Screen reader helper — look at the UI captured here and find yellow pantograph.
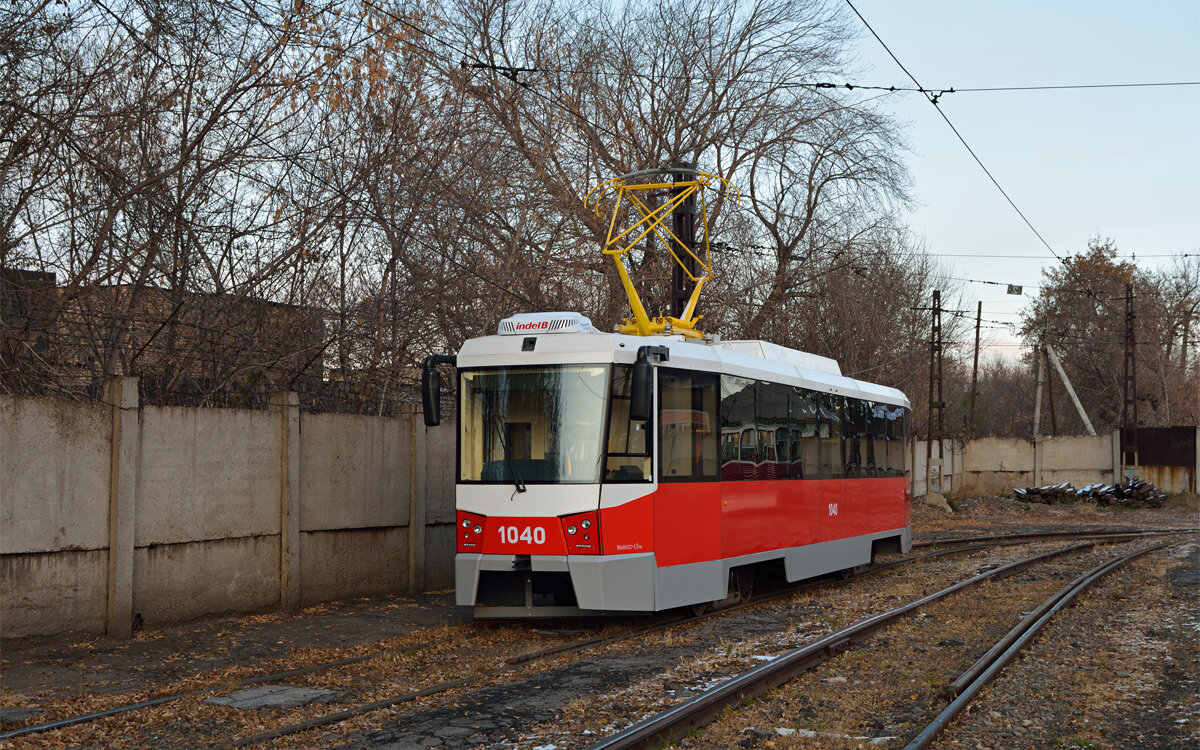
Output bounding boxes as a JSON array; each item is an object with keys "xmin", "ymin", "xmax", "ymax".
[{"xmin": 584, "ymin": 167, "xmax": 738, "ymax": 338}]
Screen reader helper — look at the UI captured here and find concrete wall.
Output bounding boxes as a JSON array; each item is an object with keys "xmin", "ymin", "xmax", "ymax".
[
  {"xmin": 913, "ymin": 431, "xmax": 1196, "ymax": 498},
  {"xmin": 1, "ymin": 383, "xmax": 455, "ymax": 640},
  {"xmin": 959, "ymin": 433, "xmax": 1117, "ymax": 496},
  {"xmin": 4, "ymin": 382, "xmax": 1192, "ymax": 640}
]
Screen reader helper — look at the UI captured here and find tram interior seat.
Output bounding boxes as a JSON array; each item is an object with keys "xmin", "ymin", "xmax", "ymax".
[{"xmin": 608, "ymin": 464, "xmax": 644, "ymax": 481}]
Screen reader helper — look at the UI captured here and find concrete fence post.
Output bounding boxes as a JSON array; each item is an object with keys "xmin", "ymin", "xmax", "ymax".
[
  {"xmin": 1033, "ymin": 437, "xmax": 1042, "ymax": 486},
  {"xmin": 104, "ymin": 376, "xmax": 139, "ymax": 638},
  {"xmin": 1111, "ymin": 429, "xmax": 1122, "ymax": 484},
  {"xmin": 269, "ymin": 392, "xmax": 301, "ymax": 614},
  {"xmin": 408, "ymin": 416, "xmax": 427, "ymax": 593}
]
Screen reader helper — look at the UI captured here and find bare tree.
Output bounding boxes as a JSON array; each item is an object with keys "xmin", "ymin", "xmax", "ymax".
[
  {"xmin": 1020, "ymin": 239, "xmax": 1199, "ymax": 431},
  {"xmin": 2, "ymin": 0, "xmax": 946, "ymax": 416}
]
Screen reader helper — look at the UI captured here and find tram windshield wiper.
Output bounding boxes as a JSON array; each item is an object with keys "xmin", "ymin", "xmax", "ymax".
[{"xmin": 489, "ymin": 414, "xmax": 526, "ymax": 493}]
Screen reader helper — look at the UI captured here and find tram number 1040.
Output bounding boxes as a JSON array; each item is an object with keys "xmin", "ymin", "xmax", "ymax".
[{"xmin": 497, "ymin": 525, "xmax": 546, "ymax": 545}]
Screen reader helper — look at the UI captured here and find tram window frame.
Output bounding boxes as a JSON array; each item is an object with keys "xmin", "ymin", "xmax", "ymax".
[
  {"xmin": 604, "ymin": 364, "xmax": 652, "ymax": 483},
  {"xmin": 818, "ymin": 393, "xmax": 845, "ymax": 479},
  {"xmin": 720, "ymin": 376, "xmax": 757, "ymax": 481},
  {"xmin": 790, "ymin": 386, "xmax": 820, "ymax": 480},
  {"xmin": 755, "ymin": 381, "xmax": 788, "ymax": 481},
  {"xmin": 843, "ymin": 397, "xmax": 867, "ymax": 477},
  {"xmin": 658, "ymin": 368, "xmax": 719, "ymax": 482},
  {"xmin": 883, "ymin": 405, "xmax": 909, "ymax": 477}
]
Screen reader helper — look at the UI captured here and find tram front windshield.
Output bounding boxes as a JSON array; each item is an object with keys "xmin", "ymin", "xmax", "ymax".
[{"xmin": 460, "ymin": 365, "xmax": 608, "ymax": 484}]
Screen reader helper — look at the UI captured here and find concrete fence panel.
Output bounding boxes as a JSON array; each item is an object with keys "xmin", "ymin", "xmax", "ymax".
[
  {"xmin": 130, "ymin": 405, "xmax": 283, "ymax": 627},
  {"xmin": 1, "ymin": 396, "xmax": 112, "ymax": 638},
  {"xmin": 133, "ymin": 536, "xmax": 281, "ymax": 626},
  {"xmin": 137, "ymin": 405, "xmax": 282, "ymax": 545},
  {"xmin": 422, "ymin": 421, "xmax": 458, "ymax": 590},
  {"xmin": 1, "ymin": 396, "xmax": 111, "ymax": 553},
  {"xmin": 297, "ymin": 411, "xmax": 416, "ymax": 604},
  {"xmin": 299, "ymin": 412, "xmax": 412, "ymax": 530},
  {"xmin": 1040, "ymin": 434, "xmax": 1114, "ymax": 487},
  {"xmin": 962, "ymin": 438, "xmax": 1035, "ymax": 495}
]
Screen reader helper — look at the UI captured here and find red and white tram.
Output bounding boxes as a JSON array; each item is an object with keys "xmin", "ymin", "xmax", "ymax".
[{"xmin": 422, "ymin": 311, "xmax": 910, "ymax": 618}]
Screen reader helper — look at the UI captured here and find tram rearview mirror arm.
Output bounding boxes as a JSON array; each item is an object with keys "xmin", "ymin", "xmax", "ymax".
[
  {"xmin": 630, "ymin": 345, "xmax": 669, "ymax": 421},
  {"xmin": 421, "ymin": 354, "xmax": 457, "ymax": 427}
]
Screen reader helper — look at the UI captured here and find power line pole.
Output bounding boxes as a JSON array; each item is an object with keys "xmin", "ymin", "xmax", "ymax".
[
  {"xmin": 926, "ymin": 290, "xmax": 944, "ymax": 494},
  {"xmin": 1046, "ymin": 343, "xmax": 1057, "ymax": 437},
  {"xmin": 1033, "ymin": 340, "xmax": 1045, "ymax": 438},
  {"xmin": 1121, "ymin": 282, "xmax": 1138, "ymax": 477},
  {"xmin": 967, "ymin": 301, "xmax": 981, "ymax": 438},
  {"xmin": 1032, "ymin": 337, "xmax": 1046, "ymax": 485}
]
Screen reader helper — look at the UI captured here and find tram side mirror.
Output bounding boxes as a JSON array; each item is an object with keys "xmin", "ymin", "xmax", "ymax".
[
  {"xmin": 630, "ymin": 358, "xmax": 653, "ymax": 422},
  {"xmin": 421, "ymin": 367, "xmax": 442, "ymax": 427}
]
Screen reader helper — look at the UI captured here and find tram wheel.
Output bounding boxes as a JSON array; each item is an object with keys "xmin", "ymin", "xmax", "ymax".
[
  {"xmin": 689, "ymin": 601, "xmax": 708, "ymax": 618},
  {"xmin": 734, "ymin": 568, "xmax": 754, "ymax": 603}
]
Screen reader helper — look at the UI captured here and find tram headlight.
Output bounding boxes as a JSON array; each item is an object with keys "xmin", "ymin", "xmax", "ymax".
[
  {"xmin": 473, "ymin": 525, "xmax": 483, "ymax": 535},
  {"xmin": 567, "ymin": 525, "xmax": 577, "ymax": 535},
  {"xmin": 462, "ymin": 519, "xmax": 471, "ymax": 529},
  {"xmin": 580, "ymin": 519, "xmax": 591, "ymax": 530}
]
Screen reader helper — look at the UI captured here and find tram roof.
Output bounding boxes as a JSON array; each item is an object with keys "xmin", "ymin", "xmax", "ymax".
[{"xmin": 457, "ymin": 330, "xmax": 910, "ymax": 408}]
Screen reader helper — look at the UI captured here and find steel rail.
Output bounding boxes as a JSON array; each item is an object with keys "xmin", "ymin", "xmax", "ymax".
[
  {"xmin": 913, "ymin": 526, "xmax": 1196, "ymax": 549},
  {"xmin": 904, "ymin": 541, "xmax": 1175, "ymax": 749},
  {"xmin": 584, "ymin": 542, "xmax": 1099, "ymax": 750}
]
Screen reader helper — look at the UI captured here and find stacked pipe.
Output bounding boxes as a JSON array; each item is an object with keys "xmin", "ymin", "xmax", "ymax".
[{"xmin": 1013, "ymin": 479, "xmax": 1167, "ymax": 508}]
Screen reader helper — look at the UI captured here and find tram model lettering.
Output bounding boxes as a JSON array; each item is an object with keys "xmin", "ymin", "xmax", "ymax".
[{"xmin": 497, "ymin": 525, "xmax": 547, "ymax": 545}]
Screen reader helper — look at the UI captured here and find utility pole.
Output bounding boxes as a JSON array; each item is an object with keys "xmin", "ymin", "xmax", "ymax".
[
  {"xmin": 1033, "ymin": 341, "xmax": 1045, "ymax": 438},
  {"xmin": 1046, "ymin": 345, "xmax": 1057, "ymax": 437},
  {"xmin": 1032, "ymin": 338, "xmax": 1046, "ymax": 485},
  {"xmin": 670, "ymin": 162, "xmax": 697, "ymax": 320},
  {"xmin": 1121, "ymin": 282, "xmax": 1138, "ymax": 477},
  {"xmin": 926, "ymin": 290, "xmax": 944, "ymax": 494},
  {"xmin": 967, "ymin": 301, "xmax": 981, "ymax": 438}
]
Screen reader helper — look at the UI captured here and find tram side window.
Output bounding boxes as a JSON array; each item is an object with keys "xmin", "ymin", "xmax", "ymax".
[
  {"xmin": 658, "ymin": 369, "xmax": 719, "ymax": 482},
  {"xmin": 758, "ymin": 382, "xmax": 789, "ymax": 481},
  {"xmin": 791, "ymin": 387, "xmax": 820, "ymax": 480},
  {"xmin": 882, "ymin": 405, "xmax": 909, "ymax": 477},
  {"xmin": 720, "ymin": 377, "xmax": 756, "ymax": 480},
  {"xmin": 818, "ymin": 393, "xmax": 844, "ymax": 479},
  {"xmin": 605, "ymin": 365, "xmax": 651, "ymax": 482},
  {"xmin": 868, "ymin": 402, "xmax": 889, "ymax": 477},
  {"xmin": 843, "ymin": 398, "xmax": 868, "ymax": 477}
]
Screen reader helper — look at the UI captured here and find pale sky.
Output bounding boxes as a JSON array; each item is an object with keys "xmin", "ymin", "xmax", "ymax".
[{"xmin": 847, "ymin": 0, "xmax": 1200, "ymax": 360}]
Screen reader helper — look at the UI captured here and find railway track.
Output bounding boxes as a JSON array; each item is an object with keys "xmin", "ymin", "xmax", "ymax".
[
  {"xmin": 585, "ymin": 537, "xmax": 1191, "ymax": 750},
  {"xmin": 2, "ymin": 527, "xmax": 1192, "ymax": 747}
]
